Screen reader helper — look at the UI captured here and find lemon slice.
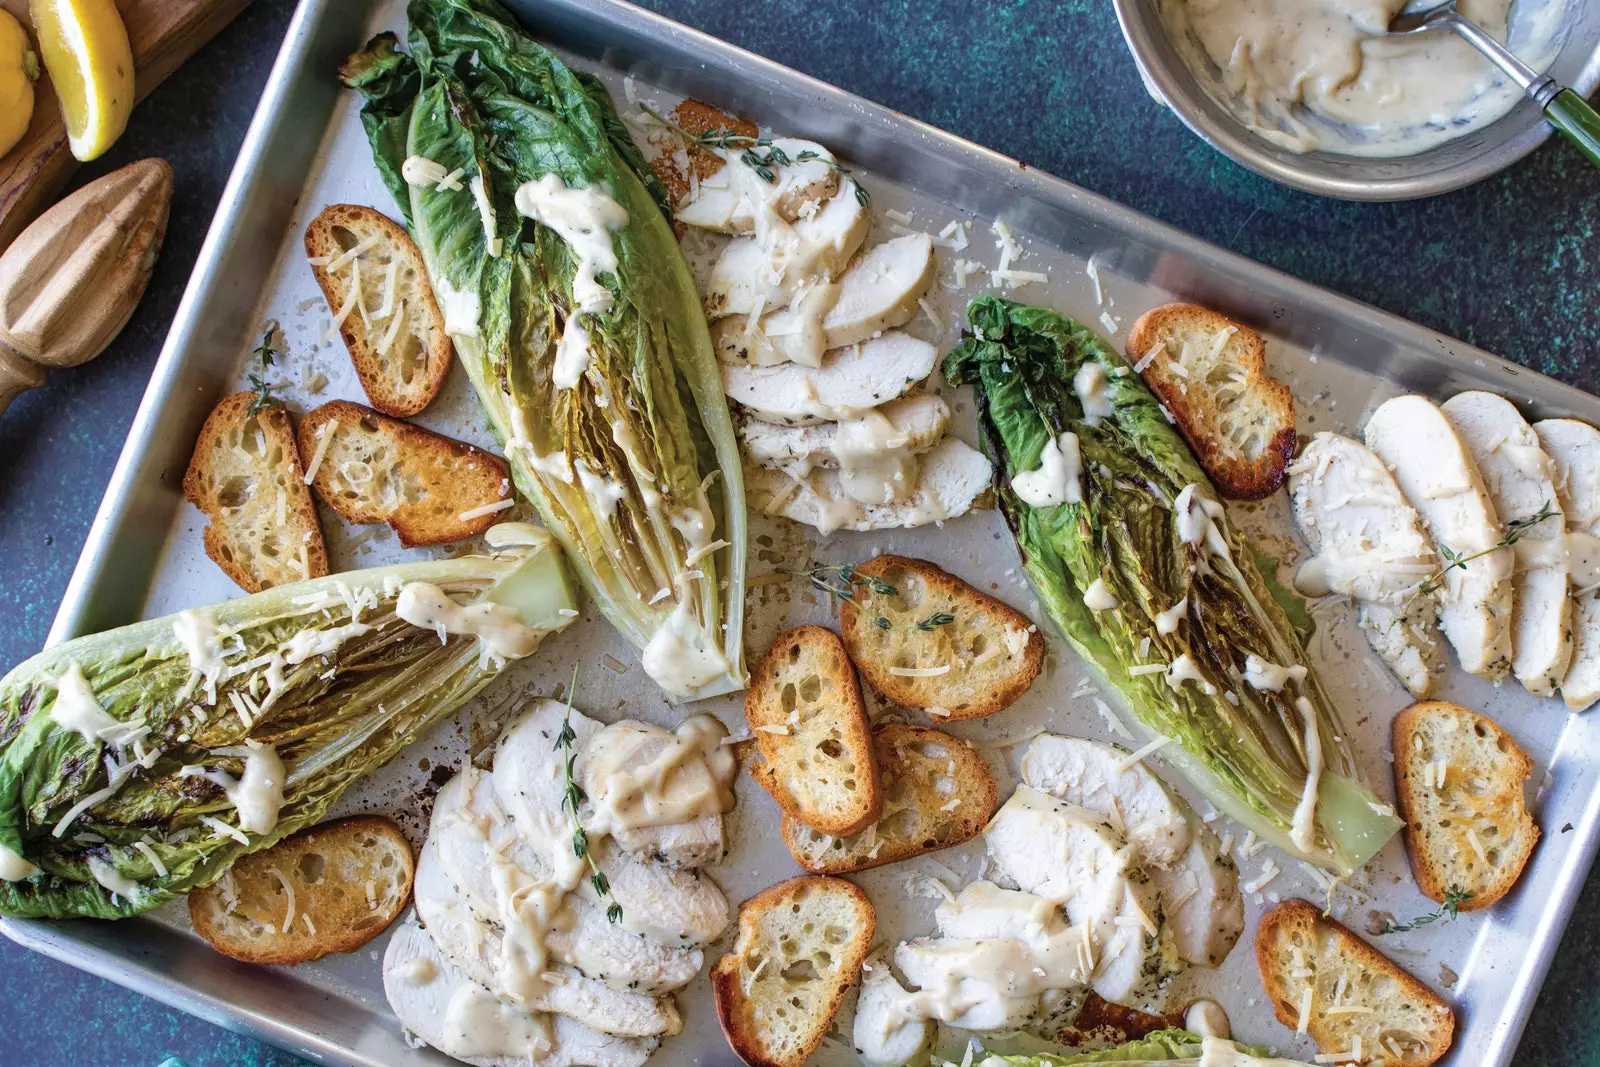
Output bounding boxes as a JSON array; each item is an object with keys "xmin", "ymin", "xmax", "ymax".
[{"xmin": 31, "ymin": 0, "xmax": 133, "ymax": 162}]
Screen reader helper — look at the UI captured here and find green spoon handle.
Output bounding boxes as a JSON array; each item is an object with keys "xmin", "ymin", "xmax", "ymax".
[{"xmin": 1545, "ymin": 89, "xmax": 1600, "ymax": 167}]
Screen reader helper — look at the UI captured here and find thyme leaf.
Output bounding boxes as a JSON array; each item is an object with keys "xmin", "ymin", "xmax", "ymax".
[
  {"xmin": 791, "ymin": 563, "xmax": 899, "ymax": 602},
  {"xmin": 1382, "ymin": 887, "xmax": 1472, "ymax": 933},
  {"xmin": 640, "ymin": 105, "xmax": 869, "ymax": 204},
  {"xmin": 553, "ymin": 667, "xmax": 622, "ymax": 924},
  {"xmin": 1417, "ymin": 501, "xmax": 1557, "ymax": 596},
  {"xmin": 246, "ymin": 327, "xmax": 283, "ymax": 416}
]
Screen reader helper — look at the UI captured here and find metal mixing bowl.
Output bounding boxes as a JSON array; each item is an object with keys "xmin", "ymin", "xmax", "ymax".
[{"xmin": 1113, "ymin": 0, "xmax": 1600, "ymax": 200}]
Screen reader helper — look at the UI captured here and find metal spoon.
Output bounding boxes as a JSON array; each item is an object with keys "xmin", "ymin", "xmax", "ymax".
[{"xmin": 1388, "ymin": 0, "xmax": 1600, "ymax": 165}]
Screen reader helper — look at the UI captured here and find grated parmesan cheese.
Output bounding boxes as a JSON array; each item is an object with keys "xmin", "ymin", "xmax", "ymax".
[
  {"xmin": 1114, "ymin": 735, "xmax": 1172, "ymax": 772},
  {"xmin": 888, "ymin": 664, "xmax": 951, "ymax": 677},
  {"xmin": 457, "ymin": 498, "xmax": 516, "ymax": 521}
]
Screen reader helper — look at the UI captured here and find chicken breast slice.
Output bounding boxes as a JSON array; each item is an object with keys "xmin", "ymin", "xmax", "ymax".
[
  {"xmin": 493, "ymin": 701, "xmax": 731, "ymax": 947},
  {"xmin": 411, "ymin": 841, "xmax": 681, "ymax": 1038},
  {"xmin": 852, "ymin": 963, "xmax": 933, "ymax": 1066},
  {"xmin": 1018, "ymin": 734, "xmax": 1193, "ymax": 869},
  {"xmin": 738, "ymin": 393, "xmax": 950, "ymax": 475},
  {"xmin": 575, "ymin": 721, "xmax": 727, "ymax": 869},
  {"xmin": 1534, "ymin": 417, "xmax": 1600, "ymax": 710},
  {"xmin": 891, "ymin": 939, "xmax": 1042, "ymax": 1031},
  {"xmin": 1443, "ymin": 392, "xmax": 1572, "ymax": 696},
  {"xmin": 1286, "ymin": 431, "xmax": 1446, "ymax": 698},
  {"xmin": 1365, "ymin": 395, "xmax": 1514, "ymax": 680},
  {"xmin": 721, "ymin": 331, "xmax": 937, "ymax": 425},
  {"xmin": 430, "ymin": 771, "xmax": 704, "ymax": 995},
  {"xmin": 675, "ymin": 139, "xmax": 838, "ymax": 234},
  {"xmin": 1148, "ymin": 830, "xmax": 1244, "ymax": 968},
  {"xmin": 383, "ymin": 919, "xmax": 654, "ymax": 1067},
  {"xmin": 704, "ymin": 190, "xmax": 870, "ymax": 319},
  {"xmin": 745, "ymin": 435, "xmax": 991, "ymax": 534},
  {"xmin": 821, "ymin": 232, "xmax": 936, "ymax": 349},
  {"xmin": 712, "ymin": 283, "xmax": 838, "ymax": 368}
]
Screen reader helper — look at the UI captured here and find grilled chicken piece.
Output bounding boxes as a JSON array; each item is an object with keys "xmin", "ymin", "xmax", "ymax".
[
  {"xmin": 382, "ymin": 918, "xmax": 655, "ymax": 1067},
  {"xmin": 1534, "ymin": 417, "xmax": 1600, "ymax": 710},
  {"xmin": 712, "ymin": 283, "xmax": 838, "ymax": 368},
  {"xmin": 852, "ymin": 963, "xmax": 933, "ymax": 1066},
  {"xmin": 1365, "ymin": 395, "xmax": 1514, "ymax": 681},
  {"xmin": 411, "ymin": 842, "xmax": 681, "ymax": 1039},
  {"xmin": 1287, "ymin": 432, "xmax": 1447, "ymax": 697},
  {"xmin": 1148, "ymin": 831, "xmax": 1244, "ymax": 969},
  {"xmin": 721, "ymin": 331, "xmax": 937, "ymax": 425},
  {"xmin": 704, "ymin": 190, "xmax": 869, "ymax": 319},
  {"xmin": 676, "ymin": 138, "xmax": 838, "ymax": 234},
  {"xmin": 492, "ymin": 701, "xmax": 731, "ymax": 947},
  {"xmin": 737, "ymin": 393, "xmax": 950, "ymax": 475},
  {"xmin": 574, "ymin": 720, "xmax": 728, "ymax": 869},
  {"xmin": 891, "ymin": 938, "xmax": 1042, "ymax": 1031},
  {"xmin": 1019, "ymin": 734, "xmax": 1193, "ymax": 869},
  {"xmin": 745, "ymin": 435, "xmax": 991, "ymax": 534},
  {"xmin": 430, "ymin": 771, "xmax": 704, "ymax": 995},
  {"xmin": 1443, "ymin": 392, "xmax": 1572, "ymax": 696}
]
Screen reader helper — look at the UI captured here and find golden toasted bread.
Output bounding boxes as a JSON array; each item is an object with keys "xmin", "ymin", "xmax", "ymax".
[
  {"xmin": 305, "ymin": 204, "xmax": 450, "ymax": 417},
  {"xmin": 711, "ymin": 876, "xmax": 874, "ymax": 1067},
  {"xmin": 745, "ymin": 626, "xmax": 881, "ymax": 836},
  {"xmin": 297, "ymin": 400, "xmax": 512, "ymax": 547},
  {"xmin": 189, "ymin": 815, "xmax": 414, "ymax": 966},
  {"xmin": 647, "ymin": 99, "xmax": 760, "ymax": 210},
  {"xmin": 783, "ymin": 724, "xmax": 997, "ymax": 874},
  {"xmin": 1257, "ymin": 899, "xmax": 1455, "ymax": 1067},
  {"xmin": 838, "ymin": 555, "xmax": 1043, "ymax": 720},
  {"xmin": 1126, "ymin": 303, "xmax": 1294, "ymax": 500},
  {"xmin": 1393, "ymin": 700, "xmax": 1539, "ymax": 911},
  {"xmin": 182, "ymin": 391, "xmax": 328, "ymax": 592}
]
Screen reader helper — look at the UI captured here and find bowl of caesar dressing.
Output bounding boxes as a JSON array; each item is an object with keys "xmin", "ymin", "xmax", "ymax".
[{"xmin": 1114, "ymin": 0, "xmax": 1600, "ymax": 198}]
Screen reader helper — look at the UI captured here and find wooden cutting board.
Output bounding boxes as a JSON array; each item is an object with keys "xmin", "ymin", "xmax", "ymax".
[{"xmin": 0, "ymin": 0, "xmax": 250, "ymax": 249}]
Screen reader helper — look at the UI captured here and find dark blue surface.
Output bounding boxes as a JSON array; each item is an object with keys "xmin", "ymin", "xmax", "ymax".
[{"xmin": 2, "ymin": 0, "xmax": 1598, "ymax": 1063}]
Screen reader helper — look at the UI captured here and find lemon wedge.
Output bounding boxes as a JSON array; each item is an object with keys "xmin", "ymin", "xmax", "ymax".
[{"xmin": 30, "ymin": 0, "xmax": 133, "ymax": 162}]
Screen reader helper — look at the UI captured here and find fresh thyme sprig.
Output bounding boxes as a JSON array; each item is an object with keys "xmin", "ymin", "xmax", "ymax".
[
  {"xmin": 794, "ymin": 562, "xmax": 899, "ymax": 602},
  {"xmin": 1417, "ymin": 501, "xmax": 1557, "ymax": 596},
  {"xmin": 553, "ymin": 668, "xmax": 623, "ymax": 924},
  {"xmin": 873, "ymin": 611, "xmax": 956, "ymax": 632},
  {"xmin": 641, "ymin": 105, "xmax": 869, "ymax": 206},
  {"xmin": 246, "ymin": 327, "xmax": 283, "ymax": 416},
  {"xmin": 1382, "ymin": 887, "xmax": 1472, "ymax": 933}
]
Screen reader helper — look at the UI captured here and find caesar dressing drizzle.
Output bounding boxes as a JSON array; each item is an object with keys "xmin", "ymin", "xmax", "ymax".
[
  {"xmin": 49, "ymin": 663, "xmax": 122, "ymax": 745},
  {"xmin": 180, "ymin": 741, "xmax": 286, "ymax": 835},
  {"xmin": 88, "ymin": 855, "xmax": 141, "ymax": 899},
  {"xmin": 0, "ymin": 841, "xmax": 38, "ymax": 881},
  {"xmin": 1073, "ymin": 361, "xmax": 1115, "ymax": 426},
  {"xmin": 174, "ymin": 609, "xmax": 227, "ymax": 704},
  {"xmin": 1011, "ymin": 431, "xmax": 1084, "ymax": 508},
  {"xmin": 639, "ymin": 597, "xmax": 734, "ymax": 698},
  {"xmin": 1243, "ymin": 655, "xmax": 1308, "ymax": 692},
  {"xmin": 1290, "ymin": 696, "xmax": 1323, "ymax": 855},
  {"xmin": 395, "ymin": 583, "xmax": 541, "ymax": 663},
  {"xmin": 832, "ymin": 408, "xmax": 922, "ymax": 506},
  {"xmin": 440, "ymin": 982, "xmax": 552, "ymax": 1059},
  {"xmin": 578, "ymin": 716, "xmax": 737, "ymax": 835},
  {"xmin": 513, "ymin": 174, "xmax": 629, "ymax": 390}
]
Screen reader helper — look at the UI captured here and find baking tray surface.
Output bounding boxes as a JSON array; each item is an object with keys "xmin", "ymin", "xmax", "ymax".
[{"xmin": 8, "ymin": 2, "xmax": 1600, "ymax": 1066}]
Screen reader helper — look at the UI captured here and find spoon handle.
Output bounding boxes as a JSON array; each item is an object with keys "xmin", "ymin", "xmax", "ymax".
[{"xmin": 1545, "ymin": 90, "xmax": 1600, "ymax": 168}]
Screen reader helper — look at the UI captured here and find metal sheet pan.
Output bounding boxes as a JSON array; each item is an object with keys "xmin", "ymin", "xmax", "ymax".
[{"xmin": 7, "ymin": 1, "xmax": 1600, "ymax": 1064}]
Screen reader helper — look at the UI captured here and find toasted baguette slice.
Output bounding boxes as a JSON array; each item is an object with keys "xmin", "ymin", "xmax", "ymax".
[
  {"xmin": 183, "ymin": 392, "xmax": 328, "ymax": 592},
  {"xmin": 838, "ymin": 555, "xmax": 1043, "ymax": 720},
  {"xmin": 297, "ymin": 400, "xmax": 512, "ymax": 547},
  {"xmin": 189, "ymin": 815, "xmax": 414, "ymax": 965},
  {"xmin": 1126, "ymin": 304, "xmax": 1294, "ymax": 500},
  {"xmin": 783, "ymin": 724, "xmax": 997, "ymax": 873},
  {"xmin": 1257, "ymin": 899, "xmax": 1454, "ymax": 1067},
  {"xmin": 745, "ymin": 626, "xmax": 881, "ymax": 836},
  {"xmin": 712, "ymin": 876, "xmax": 874, "ymax": 1067},
  {"xmin": 1393, "ymin": 701, "xmax": 1539, "ymax": 910},
  {"xmin": 305, "ymin": 204, "xmax": 450, "ymax": 417}
]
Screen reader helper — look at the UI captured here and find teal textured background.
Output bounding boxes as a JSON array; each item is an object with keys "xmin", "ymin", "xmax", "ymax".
[{"xmin": 1, "ymin": 0, "xmax": 1597, "ymax": 1063}]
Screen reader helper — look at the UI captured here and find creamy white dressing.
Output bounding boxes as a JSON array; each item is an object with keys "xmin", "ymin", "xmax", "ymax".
[
  {"xmin": 1198, "ymin": 1036, "xmax": 1314, "ymax": 1066},
  {"xmin": 1011, "ymin": 431, "xmax": 1084, "ymax": 508},
  {"xmin": 181, "ymin": 742, "xmax": 286, "ymax": 835},
  {"xmin": 1243, "ymin": 654, "xmax": 1308, "ymax": 692},
  {"xmin": 439, "ymin": 982, "xmax": 552, "ymax": 1059},
  {"xmin": 1175, "ymin": 484, "xmax": 1232, "ymax": 561},
  {"xmin": 280, "ymin": 622, "xmax": 371, "ymax": 665},
  {"xmin": 1164, "ymin": 0, "xmax": 1559, "ymax": 157},
  {"xmin": 1515, "ymin": 530, "xmax": 1600, "ymax": 587},
  {"xmin": 1186, "ymin": 998, "xmax": 1232, "ymax": 1039},
  {"xmin": 0, "ymin": 841, "xmax": 38, "ymax": 881},
  {"xmin": 394, "ymin": 956, "xmax": 438, "ymax": 985},
  {"xmin": 432, "ymin": 276, "xmax": 481, "ymax": 338},
  {"xmin": 87, "ymin": 855, "xmax": 140, "ymax": 899},
  {"xmin": 578, "ymin": 716, "xmax": 737, "ymax": 836},
  {"xmin": 400, "ymin": 155, "xmax": 463, "ymax": 191},
  {"xmin": 1166, "ymin": 653, "xmax": 1216, "ymax": 694},
  {"xmin": 1074, "ymin": 361, "xmax": 1115, "ymax": 426},
  {"xmin": 49, "ymin": 663, "xmax": 121, "ymax": 745},
  {"xmin": 639, "ymin": 598, "xmax": 734, "ymax": 698},
  {"xmin": 513, "ymin": 174, "xmax": 628, "ymax": 390},
  {"xmin": 572, "ymin": 458, "xmax": 627, "ymax": 521},
  {"xmin": 174, "ymin": 609, "xmax": 227, "ymax": 704},
  {"xmin": 1289, "ymin": 696, "xmax": 1323, "ymax": 855},
  {"xmin": 1155, "ymin": 596, "xmax": 1189, "ymax": 635},
  {"xmin": 1084, "ymin": 577, "xmax": 1120, "ymax": 611},
  {"xmin": 833, "ymin": 408, "xmax": 922, "ymax": 505},
  {"xmin": 395, "ymin": 582, "xmax": 541, "ymax": 662}
]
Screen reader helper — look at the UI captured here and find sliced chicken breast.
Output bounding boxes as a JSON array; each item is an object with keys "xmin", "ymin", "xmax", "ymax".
[
  {"xmin": 745, "ymin": 435, "xmax": 991, "ymax": 534},
  {"xmin": 675, "ymin": 140, "xmax": 838, "ymax": 234},
  {"xmin": 1534, "ymin": 417, "xmax": 1600, "ymax": 710},
  {"xmin": 430, "ymin": 771, "xmax": 704, "ymax": 995},
  {"xmin": 1148, "ymin": 830, "xmax": 1244, "ymax": 968},
  {"xmin": 1286, "ymin": 432, "xmax": 1446, "ymax": 698},
  {"xmin": 574, "ymin": 721, "xmax": 727, "ymax": 869},
  {"xmin": 1365, "ymin": 395, "xmax": 1514, "ymax": 680},
  {"xmin": 493, "ymin": 701, "xmax": 731, "ymax": 947},
  {"xmin": 1443, "ymin": 392, "xmax": 1572, "ymax": 696},
  {"xmin": 933, "ymin": 880, "xmax": 1071, "ymax": 942},
  {"xmin": 704, "ymin": 190, "xmax": 870, "ymax": 319},
  {"xmin": 821, "ymin": 233, "xmax": 936, "ymax": 349},
  {"xmin": 721, "ymin": 332, "xmax": 937, "ymax": 425},
  {"xmin": 891, "ymin": 939, "xmax": 1042, "ymax": 1031},
  {"xmin": 852, "ymin": 964, "xmax": 933, "ymax": 1066},
  {"xmin": 712, "ymin": 283, "xmax": 838, "ymax": 368},
  {"xmin": 1018, "ymin": 734, "xmax": 1193, "ymax": 869},
  {"xmin": 383, "ymin": 919, "xmax": 654, "ymax": 1067},
  {"xmin": 411, "ymin": 842, "xmax": 681, "ymax": 1039},
  {"xmin": 738, "ymin": 393, "xmax": 950, "ymax": 475}
]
